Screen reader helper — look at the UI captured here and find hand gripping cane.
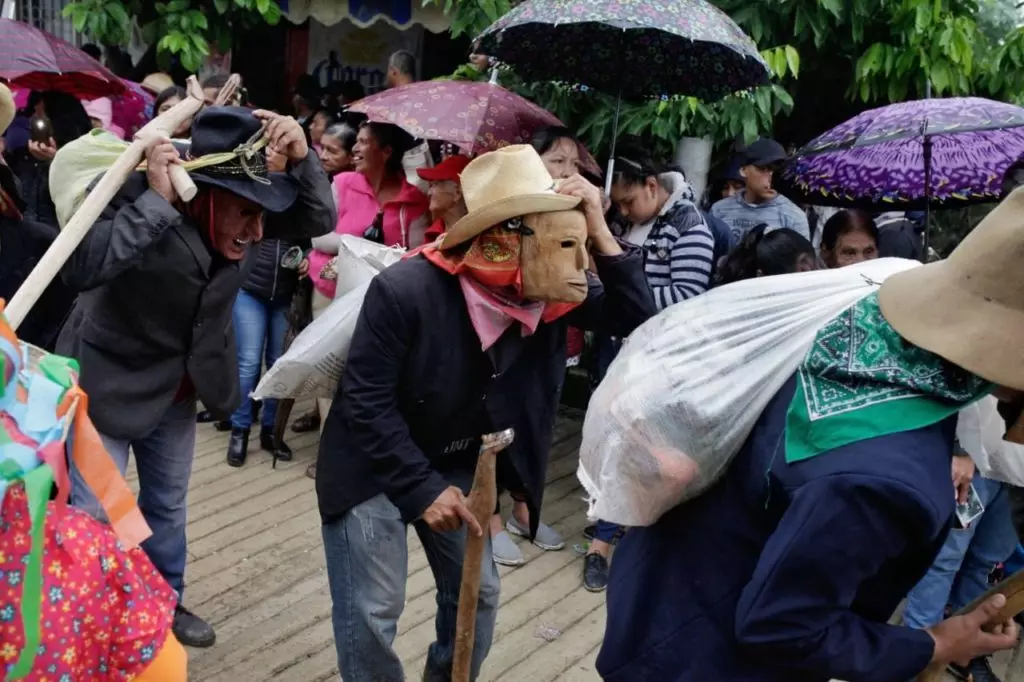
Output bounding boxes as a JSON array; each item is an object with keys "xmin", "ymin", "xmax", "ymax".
[{"xmin": 452, "ymin": 428, "xmax": 515, "ymax": 682}]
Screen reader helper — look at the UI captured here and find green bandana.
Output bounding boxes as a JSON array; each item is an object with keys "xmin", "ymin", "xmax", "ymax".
[{"xmin": 786, "ymin": 292, "xmax": 992, "ymax": 463}]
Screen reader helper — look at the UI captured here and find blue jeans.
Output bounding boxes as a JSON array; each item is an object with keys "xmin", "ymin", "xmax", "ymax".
[
  {"xmin": 904, "ymin": 474, "xmax": 1018, "ymax": 629},
  {"xmin": 322, "ymin": 494, "xmax": 501, "ymax": 681},
  {"xmin": 69, "ymin": 398, "xmax": 197, "ymax": 598},
  {"xmin": 230, "ymin": 288, "xmax": 289, "ymax": 430}
]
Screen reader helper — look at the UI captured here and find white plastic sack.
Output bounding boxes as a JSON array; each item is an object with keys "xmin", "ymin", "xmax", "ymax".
[
  {"xmin": 957, "ymin": 397, "xmax": 1024, "ymax": 487},
  {"xmin": 253, "ymin": 282, "xmax": 368, "ymax": 400},
  {"xmin": 331, "ymin": 235, "xmax": 406, "ymax": 299},
  {"xmin": 578, "ymin": 257, "xmax": 922, "ymax": 528},
  {"xmin": 252, "ymin": 236, "xmax": 405, "ymax": 401}
]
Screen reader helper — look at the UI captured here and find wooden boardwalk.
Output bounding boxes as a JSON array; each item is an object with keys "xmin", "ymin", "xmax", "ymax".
[
  {"xmin": 125, "ymin": 407, "xmax": 1024, "ymax": 681},
  {"xmin": 127, "ymin": 408, "xmax": 603, "ymax": 681}
]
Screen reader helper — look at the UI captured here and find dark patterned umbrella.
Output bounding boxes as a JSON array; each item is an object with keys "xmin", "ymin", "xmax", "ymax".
[
  {"xmin": 475, "ymin": 0, "xmax": 769, "ymax": 102},
  {"xmin": 782, "ymin": 97, "xmax": 1024, "ymax": 209},
  {"xmin": 0, "ymin": 19, "xmax": 127, "ymax": 98},
  {"xmin": 347, "ymin": 80, "xmax": 600, "ymax": 172}
]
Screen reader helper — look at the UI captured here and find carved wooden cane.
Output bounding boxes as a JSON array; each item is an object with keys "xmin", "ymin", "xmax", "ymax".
[
  {"xmin": 452, "ymin": 428, "xmax": 515, "ymax": 682},
  {"xmin": 916, "ymin": 569, "xmax": 1024, "ymax": 681}
]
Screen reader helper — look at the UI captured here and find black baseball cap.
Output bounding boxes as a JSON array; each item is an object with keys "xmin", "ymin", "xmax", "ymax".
[{"xmin": 742, "ymin": 138, "xmax": 788, "ymax": 168}]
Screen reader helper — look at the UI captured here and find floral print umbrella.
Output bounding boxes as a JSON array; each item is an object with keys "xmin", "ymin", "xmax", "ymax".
[
  {"xmin": 782, "ymin": 97, "xmax": 1024, "ymax": 209},
  {"xmin": 475, "ymin": 0, "xmax": 769, "ymax": 102},
  {"xmin": 347, "ymin": 80, "xmax": 600, "ymax": 172}
]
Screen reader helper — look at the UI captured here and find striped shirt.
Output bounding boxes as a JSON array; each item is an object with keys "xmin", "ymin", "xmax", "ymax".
[{"xmin": 622, "ymin": 173, "xmax": 716, "ymax": 311}]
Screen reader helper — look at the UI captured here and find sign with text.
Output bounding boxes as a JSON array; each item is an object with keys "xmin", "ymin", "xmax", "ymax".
[{"xmin": 308, "ymin": 19, "xmax": 423, "ymax": 94}]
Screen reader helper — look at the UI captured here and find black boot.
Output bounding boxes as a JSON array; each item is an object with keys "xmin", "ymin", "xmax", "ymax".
[
  {"xmin": 214, "ymin": 420, "xmax": 232, "ymax": 432},
  {"xmin": 173, "ymin": 604, "xmax": 216, "ymax": 648},
  {"xmin": 226, "ymin": 428, "xmax": 249, "ymax": 468},
  {"xmin": 260, "ymin": 427, "xmax": 293, "ymax": 462}
]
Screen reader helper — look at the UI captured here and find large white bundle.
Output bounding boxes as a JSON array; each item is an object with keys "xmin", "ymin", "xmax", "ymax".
[
  {"xmin": 578, "ymin": 258, "xmax": 921, "ymax": 528},
  {"xmin": 957, "ymin": 397, "xmax": 1024, "ymax": 487},
  {"xmin": 252, "ymin": 236, "xmax": 405, "ymax": 401}
]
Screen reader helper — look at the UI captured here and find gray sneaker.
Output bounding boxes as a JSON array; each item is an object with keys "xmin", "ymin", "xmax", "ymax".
[
  {"xmin": 507, "ymin": 518, "xmax": 565, "ymax": 551},
  {"xmin": 492, "ymin": 530, "xmax": 525, "ymax": 566}
]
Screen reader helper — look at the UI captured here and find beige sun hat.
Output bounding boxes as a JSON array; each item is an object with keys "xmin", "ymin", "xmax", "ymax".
[
  {"xmin": 0, "ymin": 82, "xmax": 14, "ymax": 136},
  {"xmin": 878, "ymin": 186, "xmax": 1024, "ymax": 390},
  {"xmin": 440, "ymin": 144, "xmax": 580, "ymax": 250},
  {"xmin": 140, "ymin": 72, "xmax": 175, "ymax": 96}
]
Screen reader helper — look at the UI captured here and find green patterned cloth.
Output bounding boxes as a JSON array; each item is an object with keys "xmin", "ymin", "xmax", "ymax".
[{"xmin": 785, "ymin": 292, "xmax": 992, "ymax": 463}]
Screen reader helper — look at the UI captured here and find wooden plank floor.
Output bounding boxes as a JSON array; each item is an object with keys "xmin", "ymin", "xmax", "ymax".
[
  {"xmin": 127, "ymin": 408, "xmax": 604, "ymax": 681},
  {"xmin": 123, "ymin": 407, "xmax": 1024, "ymax": 681}
]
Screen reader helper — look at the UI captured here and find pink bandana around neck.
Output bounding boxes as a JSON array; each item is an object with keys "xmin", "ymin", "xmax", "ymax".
[{"xmin": 458, "ymin": 274, "xmax": 545, "ymax": 351}]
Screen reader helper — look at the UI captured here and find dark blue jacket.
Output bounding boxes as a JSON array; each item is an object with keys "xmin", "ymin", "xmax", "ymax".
[
  {"xmin": 316, "ymin": 245, "xmax": 657, "ymax": 532},
  {"xmin": 599, "ymin": 375, "xmax": 955, "ymax": 682}
]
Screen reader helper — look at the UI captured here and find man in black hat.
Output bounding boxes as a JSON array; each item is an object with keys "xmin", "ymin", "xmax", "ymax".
[
  {"xmin": 710, "ymin": 138, "xmax": 809, "ymax": 243},
  {"xmin": 56, "ymin": 106, "xmax": 336, "ymax": 648}
]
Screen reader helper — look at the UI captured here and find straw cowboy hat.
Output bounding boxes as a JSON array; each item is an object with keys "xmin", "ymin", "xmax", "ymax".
[
  {"xmin": 879, "ymin": 186, "xmax": 1024, "ymax": 390},
  {"xmin": 0, "ymin": 83, "xmax": 24, "ymax": 213},
  {"xmin": 440, "ymin": 144, "xmax": 580, "ymax": 250},
  {"xmin": 141, "ymin": 73, "xmax": 175, "ymax": 96},
  {"xmin": 0, "ymin": 83, "xmax": 13, "ymax": 136}
]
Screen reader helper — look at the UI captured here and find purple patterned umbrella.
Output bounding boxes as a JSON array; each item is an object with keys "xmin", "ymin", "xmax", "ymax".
[
  {"xmin": 475, "ymin": 0, "xmax": 769, "ymax": 102},
  {"xmin": 782, "ymin": 97, "xmax": 1024, "ymax": 210}
]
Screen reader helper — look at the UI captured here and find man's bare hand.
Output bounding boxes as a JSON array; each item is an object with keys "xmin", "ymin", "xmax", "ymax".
[
  {"xmin": 928, "ymin": 593, "xmax": 1020, "ymax": 666},
  {"xmin": 422, "ymin": 486, "xmax": 483, "ymax": 536},
  {"xmin": 253, "ymin": 110, "xmax": 309, "ymax": 164},
  {"xmin": 952, "ymin": 455, "xmax": 975, "ymax": 505},
  {"xmin": 145, "ymin": 137, "xmax": 181, "ymax": 204}
]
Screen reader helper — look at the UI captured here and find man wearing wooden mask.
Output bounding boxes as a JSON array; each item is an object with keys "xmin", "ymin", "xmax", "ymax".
[{"xmin": 315, "ymin": 145, "xmax": 656, "ymax": 681}]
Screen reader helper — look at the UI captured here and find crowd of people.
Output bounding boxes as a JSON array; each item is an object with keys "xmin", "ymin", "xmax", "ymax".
[{"xmin": 3, "ymin": 35, "xmax": 1024, "ymax": 682}]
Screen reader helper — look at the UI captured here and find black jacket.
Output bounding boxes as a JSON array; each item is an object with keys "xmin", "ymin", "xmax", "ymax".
[
  {"xmin": 315, "ymin": 245, "xmax": 657, "ymax": 530},
  {"xmin": 242, "ymin": 238, "xmax": 299, "ymax": 304},
  {"xmin": 56, "ymin": 150, "xmax": 336, "ymax": 439}
]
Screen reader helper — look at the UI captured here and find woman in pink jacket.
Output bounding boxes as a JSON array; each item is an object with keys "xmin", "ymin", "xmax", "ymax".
[
  {"xmin": 303, "ymin": 122, "xmax": 428, "ymax": 471},
  {"xmin": 307, "ymin": 121, "xmax": 429, "ymax": 301}
]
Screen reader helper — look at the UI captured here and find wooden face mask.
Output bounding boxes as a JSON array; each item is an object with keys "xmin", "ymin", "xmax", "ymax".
[{"xmin": 519, "ymin": 210, "xmax": 589, "ymax": 304}]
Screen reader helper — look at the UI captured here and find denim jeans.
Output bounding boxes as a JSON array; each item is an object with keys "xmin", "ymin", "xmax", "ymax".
[
  {"xmin": 230, "ymin": 288, "xmax": 289, "ymax": 430},
  {"xmin": 322, "ymin": 494, "xmax": 501, "ymax": 681},
  {"xmin": 904, "ymin": 474, "xmax": 1018, "ymax": 629},
  {"xmin": 69, "ymin": 398, "xmax": 197, "ymax": 598}
]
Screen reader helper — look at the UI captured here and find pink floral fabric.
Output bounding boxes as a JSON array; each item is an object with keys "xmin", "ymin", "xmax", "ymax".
[{"xmin": 0, "ymin": 486, "xmax": 176, "ymax": 681}]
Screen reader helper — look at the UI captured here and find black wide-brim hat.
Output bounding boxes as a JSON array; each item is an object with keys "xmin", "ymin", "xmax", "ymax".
[{"xmin": 178, "ymin": 106, "xmax": 298, "ymax": 213}]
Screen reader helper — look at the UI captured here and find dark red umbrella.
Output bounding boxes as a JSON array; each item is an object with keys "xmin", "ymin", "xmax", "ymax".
[
  {"xmin": 0, "ymin": 19, "xmax": 127, "ymax": 98},
  {"xmin": 348, "ymin": 80, "xmax": 600, "ymax": 173}
]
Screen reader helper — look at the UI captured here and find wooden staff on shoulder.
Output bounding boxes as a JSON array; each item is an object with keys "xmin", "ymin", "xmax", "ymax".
[
  {"xmin": 5, "ymin": 77, "xmax": 206, "ymax": 330},
  {"xmin": 452, "ymin": 428, "xmax": 515, "ymax": 682}
]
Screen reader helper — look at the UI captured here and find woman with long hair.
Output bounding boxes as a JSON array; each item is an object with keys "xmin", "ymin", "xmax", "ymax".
[{"xmin": 716, "ymin": 224, "xmax": 817, "ymax": 285}]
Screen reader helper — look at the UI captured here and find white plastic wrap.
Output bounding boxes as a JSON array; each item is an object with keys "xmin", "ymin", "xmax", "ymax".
[
  {"xmin": 957, "ymin": 397, "xmax": 1024, "ymax": 487},
  {"xmin": 578, "ymin": 257, "xmax": 922, "ymax": 528},
  {"xmin": 252, "ymin": 236, "xmax": 405, "ymax": 401}
]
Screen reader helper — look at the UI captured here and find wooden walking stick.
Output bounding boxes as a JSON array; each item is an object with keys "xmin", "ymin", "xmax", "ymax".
[
  {"xmin": 4, "ymin": 76, "xmax": 206, "ymax": 330},
  {"xmin": 916, "ymin": 563, "xmax": 1024, "ymax": 681},
  {"xmin": 452, "ymin": 428, "xmax": 515, "ymax": 682}
]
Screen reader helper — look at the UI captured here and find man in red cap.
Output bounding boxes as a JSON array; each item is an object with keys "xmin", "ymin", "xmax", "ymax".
[{"xmin": 417, "ymin": 154, "xmax": 470, "ymax": 243}]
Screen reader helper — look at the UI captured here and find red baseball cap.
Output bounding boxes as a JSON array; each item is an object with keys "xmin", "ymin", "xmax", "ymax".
[{"xmin": 417, "ymin": 155, "xmax": 471, "ymax": 182}]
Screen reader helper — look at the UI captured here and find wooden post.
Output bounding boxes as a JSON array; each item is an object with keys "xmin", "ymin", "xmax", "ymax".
[
  {"xmin": 452, "ymin": 428, "xmax": 514, "ymax": 682},
  {"xmin": 5, "ymin": 77, "xmax": 206, "ymax": 330}
]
